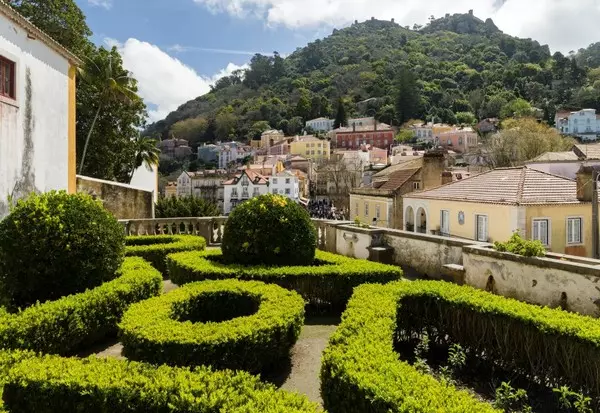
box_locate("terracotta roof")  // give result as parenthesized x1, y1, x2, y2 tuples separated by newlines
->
(377, 168, 420, 191)
(223, 170, 268, 185)
(374, 159, 423, 178)
(575, 144, 600, 160)
(0, 1, 82, 65)
(530, 151, 579, 162)
(295, 135, 321, 142)
(333, 123, 392, 133)
(405, 167, 580, 205)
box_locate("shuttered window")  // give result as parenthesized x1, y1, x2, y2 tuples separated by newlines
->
(440, 210, 450, 235)
(532, 219, 550, 246)
(567, 218, 582, 245)
(0, 56, 15, 99)
(476, 215, 488, 242)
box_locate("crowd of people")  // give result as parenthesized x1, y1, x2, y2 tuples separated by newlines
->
(307, 199, 346, 220)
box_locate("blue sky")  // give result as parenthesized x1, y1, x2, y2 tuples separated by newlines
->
(74, 0, 600, 123)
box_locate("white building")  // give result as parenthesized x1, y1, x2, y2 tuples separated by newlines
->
(306, 117, 335, 132)
(555, 109, 600, 141)
(270, 170, 299, 201)
(0, 2, 81, 218)
(222, 170, 269, 214)
(348, 117, 376, 128)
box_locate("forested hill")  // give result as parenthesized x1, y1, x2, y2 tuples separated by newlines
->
(145, 12, 600, 146)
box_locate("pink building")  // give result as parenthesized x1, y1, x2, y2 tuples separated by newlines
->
(268, 140, 290, 156)
(438, 128, 478, 153)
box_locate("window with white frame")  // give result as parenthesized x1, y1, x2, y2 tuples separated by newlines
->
(365, 203, 369, 217)
(567, 217, 582, 244)
(376, 205, 380, 219)
(285, 188, 291, 195)
(285, 178, 290, 184)
(355, 202, 359, 217)
(272, 189, 278, 194)
(475, 214, 488, 242)
(532, 218, 550, 246)
(272, 178, 278, 184)
(440, 210, 450, 235)
(413, 182, 420, 190)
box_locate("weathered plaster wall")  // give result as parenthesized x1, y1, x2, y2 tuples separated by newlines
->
(0, 13, 71, 218)
(77, 176, 154, 219)
(463, 245, 600, 316)
(336, 226, 372, 259)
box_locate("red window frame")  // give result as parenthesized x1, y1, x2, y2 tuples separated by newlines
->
(0, 56, 16, 100)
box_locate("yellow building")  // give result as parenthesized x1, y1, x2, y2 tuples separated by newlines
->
(404, 166, 594, 257)
(260, 129, 286, 148)
(290, 136, 330, 162)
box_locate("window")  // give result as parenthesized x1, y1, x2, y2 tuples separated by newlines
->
(253, 188, 260, 196)
(365, 203, 369, 216)
(311, 150, 315, 155)
(413, 182, 420, 190)
(376, 205, 381, 219)
(355, 202, 359, 217)
(272, 189, 278, 194)
(285, 188, 291, 195)
(567, 217, 582, 244)
(475, 215, 488, 242)
(0, 56, 15, 99)
(440, 210, 450, 235)
(285, 178, 290, 184)
(306, 150, 310, 155)
(231, 188, 238, 197)
(272, 178, 278, 184)
(458, 137, 463, 145)
(532, 218, 550, 246)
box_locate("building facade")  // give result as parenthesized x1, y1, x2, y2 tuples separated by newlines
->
(333, 124, 394, 150)
(306, 117, 334, 132)
(290, 136, 331, 161)
(222, 170, 269, 214)
(260, 129, 286, 148)
(437, 128, 478, 153)
(197, 144, 219, 164)
(270, 170, 299, 201)
(0, 3, 80, 218)
(555, 109, 600, 141)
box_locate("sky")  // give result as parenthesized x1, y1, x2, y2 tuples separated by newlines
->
(74, 0, 600, 123)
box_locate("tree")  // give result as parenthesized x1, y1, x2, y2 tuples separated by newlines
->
(287, 116, 304, 136)
(78, 47, 142, 175)
(334, 98, 348, 129)
(247, 121, 271, 140)
(501, 98, 534, 118)
(169, 117, 209, 145)
(395, 68, 421, 125)
(456, 112, 477, 125)
(129, 135, 160, 183)
(155, 196, 219, 218)
(485, 118, 575, 167)
(8, 0, 92, 54)
(214, 107, 237, 140)
(295, 89, 312, 120)
(396, 129, 415, 143)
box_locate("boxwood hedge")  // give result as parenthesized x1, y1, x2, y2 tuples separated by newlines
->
(120, 279, 305, 374)
(322, 280, 600, 412)
(125, 235, 206, 275)
(167, 249, 402, 314)
(0, 257, 162, 355)
(320, 281, 500, 413)
(3, 355, 322, 412)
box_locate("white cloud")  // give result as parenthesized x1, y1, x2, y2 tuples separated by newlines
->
(192, 0, 600, 53)
(168, 44, 269, 56)
(88, 0, 112, 10)
(104, 38, 248, 122)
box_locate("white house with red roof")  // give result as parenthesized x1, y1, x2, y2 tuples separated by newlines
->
(222, 169, 269, 214)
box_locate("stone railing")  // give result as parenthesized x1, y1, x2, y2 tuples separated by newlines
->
(119, 217, 349, 249)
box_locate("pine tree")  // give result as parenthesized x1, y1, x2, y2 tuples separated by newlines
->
(334, 98, 348, 129)
(395, 68, 421, 125)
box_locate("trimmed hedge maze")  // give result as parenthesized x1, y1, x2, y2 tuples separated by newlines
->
(321, 280, 600, 412)
(120, 279, 305, 374)
(125, 235, 206, 275)
(2, 355, 322, 413)
(0, 257, 162, 355)
(167, 249, 402, 313)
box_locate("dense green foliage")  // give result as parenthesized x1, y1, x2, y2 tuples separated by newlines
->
(146, 13, 600, 142)
(321, 281, 499, 412)
(3, 355, 322, 412)
(167, 249, 402, 314)
(120, 279, 304, 374)
(322, 280, 600, 412)
(155, 196, 220, 218)
(0, 258, 161, 355)
(0, 350, 35, 413)
(222, 194, 317, 266)
(125, 235, 206, 275)
(494, 232, 546, 257)
(0, 191, 125, 309)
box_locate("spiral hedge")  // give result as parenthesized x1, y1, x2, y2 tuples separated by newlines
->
(2, 355, 323, 413)
(321, 280, 600, 412)
(0, 257, 162, 355)
(167, 249, 402, 314)
(125, 235, 206, 275)
(120, 279, 305, 374)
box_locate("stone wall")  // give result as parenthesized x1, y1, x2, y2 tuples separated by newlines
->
(77, 176, 153, 219)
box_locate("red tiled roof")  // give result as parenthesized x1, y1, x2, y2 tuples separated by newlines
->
(223, 169, 269, 186)
(405, 166, 580, 205)
(378, 168, 420, 191)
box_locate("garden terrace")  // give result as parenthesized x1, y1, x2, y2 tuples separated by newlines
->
(166, 249, 402, 314)
(125, 235, 206, 275)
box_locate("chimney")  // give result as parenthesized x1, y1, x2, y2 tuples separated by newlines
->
(353, 124, 356, 132)
(441, 171, 453, 185)
(374, 119, 377, 131)
(577, 165, 594, 201)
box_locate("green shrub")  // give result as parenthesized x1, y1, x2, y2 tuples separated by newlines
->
(155, 195, 220, 218)
(321, 280, 600, 413)
(0, 350, 35, 413)
(167, 249, 402, 314)
(494, 232, 546, 257)
(221, 194, 317, 266)
(120, 279, 304, 374)
(3, 355, 322, 412)
(0, 191, 125, 309)
(321, 281, 498, 413)
(125, 235, 206, 275)
(0, 257, 161, 355)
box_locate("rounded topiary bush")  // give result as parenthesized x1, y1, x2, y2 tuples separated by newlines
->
(221, 194, 317, 266)
(0, 191, 125, 308)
